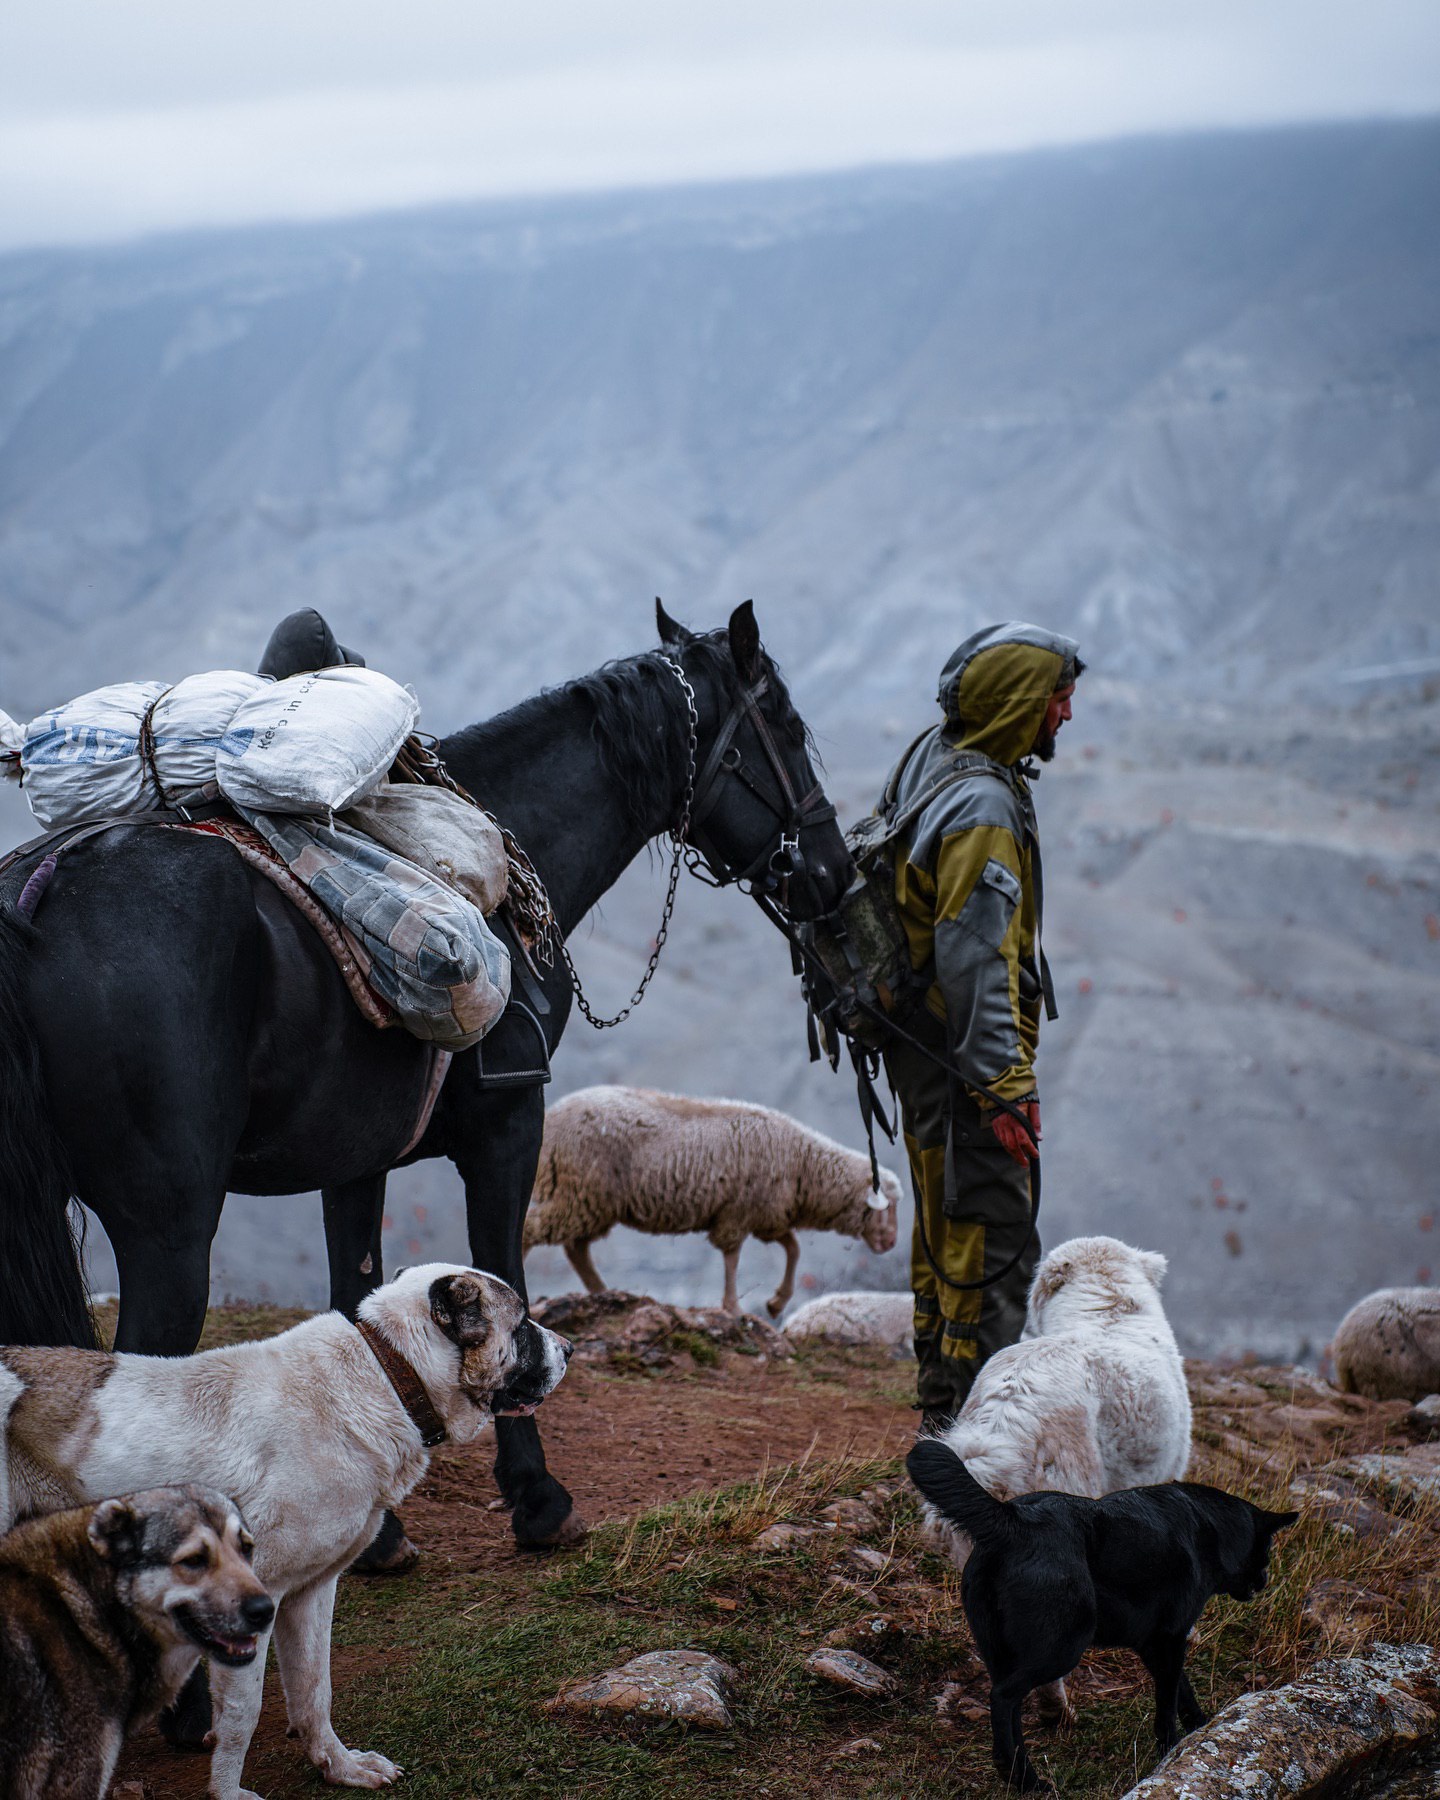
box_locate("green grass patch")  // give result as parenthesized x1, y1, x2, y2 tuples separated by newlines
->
(315, 1442, 1439, 1800)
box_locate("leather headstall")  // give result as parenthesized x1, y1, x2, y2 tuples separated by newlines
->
(355, 1319, 448, 1448)
(688, 674, 836, 891)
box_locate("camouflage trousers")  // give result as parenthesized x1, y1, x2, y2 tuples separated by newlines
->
(883, 1011, 1039, 1420)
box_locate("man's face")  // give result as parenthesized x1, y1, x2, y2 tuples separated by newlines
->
(1031, 683, 1075, 763)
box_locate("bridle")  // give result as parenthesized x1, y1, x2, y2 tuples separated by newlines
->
(560, 654, 836, 1030)
(683, 667, 836, 895)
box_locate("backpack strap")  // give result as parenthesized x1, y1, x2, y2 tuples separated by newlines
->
(873, 733, 1016, 854)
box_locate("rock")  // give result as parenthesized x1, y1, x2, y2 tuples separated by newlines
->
(1407, 1394, 1440, 1441)
(936, 1682, 990, 1725)
(1330, 1443, 1440, 1511)
(530, 1290, 790, 1368)
(832, 1736, 882, 1757)
(546, 1649, 737, 1732)
(819, 1497, 881, 1533)
(842, 1545, 892, 1577)
(754, 1521, 824, 1551)
(1119, 1641, 1440, 1798)
(1288, 1472, 1412, 1542)
(823, 1613, 903, 1650)
(1302, 1578, 1402, 1650)
(803, 1647, 898, 1698)
(860, 1481, 902, 1509)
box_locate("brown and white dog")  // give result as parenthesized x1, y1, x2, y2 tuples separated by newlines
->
(0, 1484, 272, 1800)
(0, 1264, 570, 1800)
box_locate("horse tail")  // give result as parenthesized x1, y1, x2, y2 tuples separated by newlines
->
(906, 1439, 1016, 1546)
(0, 901, 96, 1347)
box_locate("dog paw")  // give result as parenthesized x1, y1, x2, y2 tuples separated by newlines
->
(320, 1749, 402, 1789)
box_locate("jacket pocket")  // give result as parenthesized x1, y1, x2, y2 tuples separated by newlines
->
(957, 857, 1022, 949)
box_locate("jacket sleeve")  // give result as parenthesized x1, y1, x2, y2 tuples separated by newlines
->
(931, 823, 1035, 1104)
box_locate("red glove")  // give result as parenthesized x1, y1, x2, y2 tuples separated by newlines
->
(992, 1099, 1041, 1168)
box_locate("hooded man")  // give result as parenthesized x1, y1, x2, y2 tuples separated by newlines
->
(881, 622, 1083, 1425)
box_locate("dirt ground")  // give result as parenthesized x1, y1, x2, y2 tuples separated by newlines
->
(116, 1345, 916, 1797)
(110, 1301, 1429, 1800)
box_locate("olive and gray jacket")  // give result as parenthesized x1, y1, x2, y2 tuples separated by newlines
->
(888, 623, 1080, 1105)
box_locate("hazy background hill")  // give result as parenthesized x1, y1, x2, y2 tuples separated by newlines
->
(1, 119, 1436, 1358)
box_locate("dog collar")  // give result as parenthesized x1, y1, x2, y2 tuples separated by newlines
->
(355, 1319, 448, 1448)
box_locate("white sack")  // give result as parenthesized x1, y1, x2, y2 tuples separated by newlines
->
(343, 782, 509, 915)
(215, 667, 420, 817)
(19, 671, 269, 826)
(0, 708, 22, 780)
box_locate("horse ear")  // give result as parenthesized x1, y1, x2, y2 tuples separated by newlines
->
(655, 598, 693, 647)
(728, 600, 762, 682)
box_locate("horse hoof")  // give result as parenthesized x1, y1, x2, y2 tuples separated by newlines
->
(520, 1509, 589, 1551)
(349, 1532, 421, 1577)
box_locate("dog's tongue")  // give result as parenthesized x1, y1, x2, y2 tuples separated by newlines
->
(495, 1401, 540, 1418)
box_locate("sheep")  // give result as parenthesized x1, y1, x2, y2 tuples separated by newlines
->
(523, 1085, 901, 1317)
(1332, 1286, 1440, 1401)
(782, 1290, 914, 1350)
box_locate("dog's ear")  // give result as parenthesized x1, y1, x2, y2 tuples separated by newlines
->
(88, 1497, 145, 1567)
(656, 598, 693, 647)
(1032, 1256, 1070, 1305)
(429, 1271, 492, 1347)
(1137, 1249, 1168, 1289)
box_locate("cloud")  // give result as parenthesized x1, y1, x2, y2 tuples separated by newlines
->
(0, 7, 1437, 250)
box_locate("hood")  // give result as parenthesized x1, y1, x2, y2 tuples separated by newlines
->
(258, 609, 366, 680)
(936, 622, 1081, 765)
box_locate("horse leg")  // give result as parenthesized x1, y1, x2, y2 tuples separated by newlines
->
(95, 1190, 226, 1749)
(323, 1175, 386, 1319)
(564, 1236, 606, 1294)
(101, 1192, 224, 1357)
(451, 1082, 583, 1549)
(322, 1174, 420, 1577)
(766, 1230, 801, 1318)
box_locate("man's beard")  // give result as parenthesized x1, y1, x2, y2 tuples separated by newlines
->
(1032, 725, 1058, 762)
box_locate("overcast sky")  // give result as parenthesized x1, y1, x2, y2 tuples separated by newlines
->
(1, 0, 1438, 252)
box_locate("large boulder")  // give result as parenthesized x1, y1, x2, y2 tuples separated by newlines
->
(1120, 1642, 1439, 1799)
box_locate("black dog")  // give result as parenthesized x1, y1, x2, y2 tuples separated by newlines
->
(908, 1440, 1297, 1791)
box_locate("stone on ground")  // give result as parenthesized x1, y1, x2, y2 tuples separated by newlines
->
(803, 1647, 898, 1697)
(1119, 1642, 1439, 1799)
(1408, 1395, 1440, 1440)
(819, 1497, 881, 1532)
(546, 1649, 737, 1731)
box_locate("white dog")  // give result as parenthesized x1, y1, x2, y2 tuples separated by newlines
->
(0, 1263, 570, 1800)
(920, 1236, 1191, 1721)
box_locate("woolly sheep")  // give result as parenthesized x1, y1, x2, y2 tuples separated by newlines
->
(523, 1085, 901, 1316)
(782, 1290, 914, 1350)
(1332, 1286, 1440, 1401)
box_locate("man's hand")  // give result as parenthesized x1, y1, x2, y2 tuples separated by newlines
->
(992, 1099, 1040, 1168)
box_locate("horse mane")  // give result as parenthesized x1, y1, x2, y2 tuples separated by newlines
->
(449, 630, 810, 833)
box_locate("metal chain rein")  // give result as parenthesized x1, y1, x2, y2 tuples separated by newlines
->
(557, 656, 700, 1030)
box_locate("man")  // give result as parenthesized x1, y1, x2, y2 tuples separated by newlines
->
(881, 622, 1083, 1426)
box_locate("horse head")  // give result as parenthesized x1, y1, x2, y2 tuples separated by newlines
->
(656, 598, 852, 922)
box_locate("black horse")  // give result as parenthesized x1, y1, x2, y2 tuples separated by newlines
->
(0, 600, 850, 1553)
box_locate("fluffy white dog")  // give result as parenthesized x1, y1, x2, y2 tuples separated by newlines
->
(920, 1235, 1191, 1722)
